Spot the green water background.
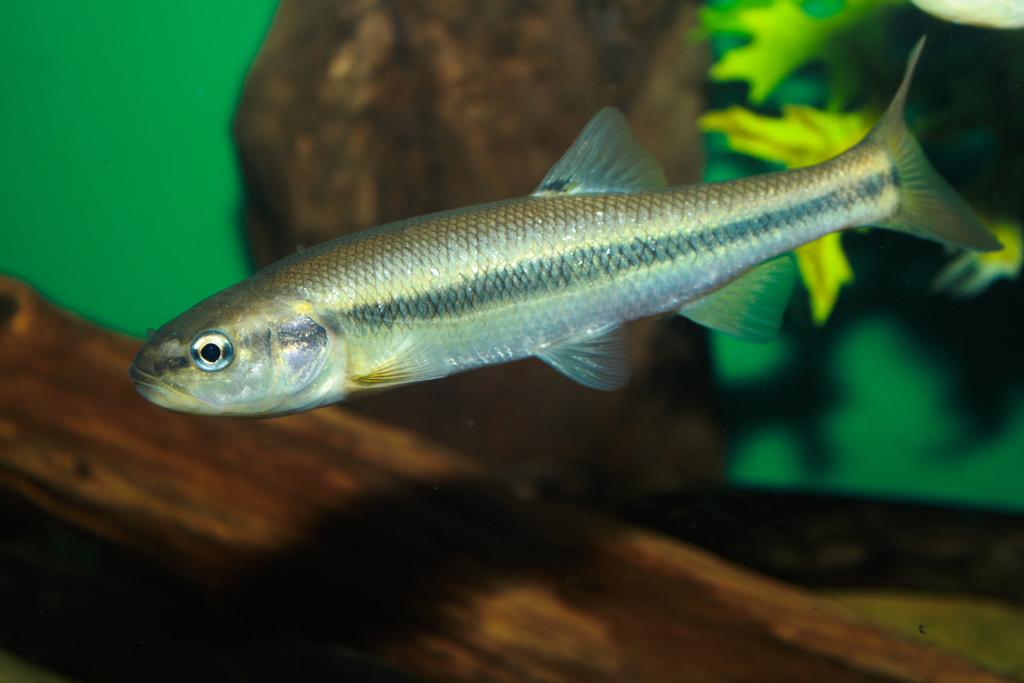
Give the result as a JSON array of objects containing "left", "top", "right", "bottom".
[
  {"left": 2, "top": 1, "right": 1021, "bottom": 513},
  {"left": 0, "top": 0, "right": 276, "bottom": 334}
]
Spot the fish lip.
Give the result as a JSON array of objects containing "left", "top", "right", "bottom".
[
  {"left": 127, "top": 363, "right": 149, "bottom": 385},
  {"left": 128, "top": 363, "right": 214, "bottom": 413},
  {"left": 127, "top": 363, "right": 164, "bottom": 391},
  {"left": 127, "top": 364, "right": 290, "bottom": 417}
]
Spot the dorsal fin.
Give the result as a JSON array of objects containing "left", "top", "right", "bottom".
[
  {"left": 680, "top": 255, "right": 797, "bottom": 343},
  {"left": 532, "top": 107, "right": 668, "bottom": 196}
]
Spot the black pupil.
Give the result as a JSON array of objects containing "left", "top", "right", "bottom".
[{"left": 200, "top": 343, "right": 221, "bottom": 363}]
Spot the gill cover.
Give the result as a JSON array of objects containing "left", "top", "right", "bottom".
[{"left": 276, "top": 314, "right": 329, "bottom": 387}]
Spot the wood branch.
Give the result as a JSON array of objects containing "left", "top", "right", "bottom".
[
  {"left": 623, "top": 488, "right": 1024, "bottom": 606},
  {"left": 0, "top": 275, "right": 1011, "bottom": 683}
]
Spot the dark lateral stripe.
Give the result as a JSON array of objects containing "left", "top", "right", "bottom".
[
  {"left": 348, "top": 235, "right": 684, "bottom": 327},
  {"left": 711, "top": 169, "right": 893, "bottom": 244},
  {"left": 348, "top": 171, "right": 893, "bottom": 327}
]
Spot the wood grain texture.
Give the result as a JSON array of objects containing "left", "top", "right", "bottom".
[{"left": 0, "top": 276, "right": 1011, "bottom": 683}]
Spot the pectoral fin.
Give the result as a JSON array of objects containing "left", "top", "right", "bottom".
[
  {"left": 680, "top": 255, "right": 796, "bottom": 343},
  {"left": 536, "top": 324, "right": 631, "bottom": 391},
  {"left": 349, "top": 337, "right": 452, "bottom": 389}
]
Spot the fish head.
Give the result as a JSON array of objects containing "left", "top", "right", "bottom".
[{"left": 129, "top": 282, "right": 345, "bottom": 416}]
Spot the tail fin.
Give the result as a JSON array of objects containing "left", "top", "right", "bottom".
[{"left": 868, "top": 37, "right": 1002, "bottom": 252}]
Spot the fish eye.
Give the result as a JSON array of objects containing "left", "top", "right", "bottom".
[{"left": 190, "top": 331, "right": 234, "bottom": 372}]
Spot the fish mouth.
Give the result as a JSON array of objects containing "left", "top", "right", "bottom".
[
  {"left": 127, "top": 364, "right": 289, "bottom": 417},
  {"left": 128, "top": 364, "right": 216, "bottom": 414}
]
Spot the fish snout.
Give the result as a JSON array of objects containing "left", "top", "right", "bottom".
[
  {"left": 127, "top": 362, "right": 213, "bottom": 413},
  {"left": 127, "top": 363, "right": 146, "bottom": 385}
]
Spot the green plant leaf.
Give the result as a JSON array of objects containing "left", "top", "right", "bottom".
[
  {"left": 795, "top": 233, "right": 854, "bottom": 324},
  {"left": 701, "top": 0, "right": 904, "bottom": 106},
  {"left": 700, "top": 104, "right": 874, "bottom": 167}
]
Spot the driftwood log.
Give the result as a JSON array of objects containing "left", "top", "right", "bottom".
[
  {"left": 624, "top": 487, "right": 1024, "bottom": 607},
  {"left": 0, "top": 276, "right": 1012, "bottom": 683},
  {"left": 234, "top": 0, "right": 721, "bottom": 502}
]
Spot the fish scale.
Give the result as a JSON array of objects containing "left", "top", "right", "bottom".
[{"left": 257, "top": 145, "right": 894, "bottom": 339}]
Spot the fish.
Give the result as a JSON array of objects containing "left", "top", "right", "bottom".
[
  {"left": 910, "top": 0, "right": 1024, "bottom": 29},
  {"left": 129, "top": 37, "right": 1001, "bottom": 417},
  {"left": 932, "top": 217, "right": 1023, "bottom": 297}
]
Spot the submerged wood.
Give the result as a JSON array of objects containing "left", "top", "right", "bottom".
[
  {"left": 624, "top": 487, "right": 1024, "bottom": 607},
  {"left": 0, "top": 276, "right": 1010, "bottom": 683}
]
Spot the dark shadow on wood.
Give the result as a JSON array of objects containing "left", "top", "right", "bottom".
[{"left": 623, "top": 486, "right": 1024, "bottom": 606}]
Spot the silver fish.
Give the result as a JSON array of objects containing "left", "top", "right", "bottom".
[{"left": 129, "top": 38, "right": 1000, "bottom": 416}]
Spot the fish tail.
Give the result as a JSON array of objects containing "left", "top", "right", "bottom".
[{"left": 868, "top": 37, "right": 1002, "bottom": 252}]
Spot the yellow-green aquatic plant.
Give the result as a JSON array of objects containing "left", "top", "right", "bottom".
[{"left": 700, "top": 0, "right": 905, "bottom": 108}]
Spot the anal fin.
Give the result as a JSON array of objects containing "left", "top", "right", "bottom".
[
  {"left": 536, "top": 324, "right": 631, "bottom": 391},
  {"left": 680, "top": 255, "right": 796, "bottom": 343}
]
